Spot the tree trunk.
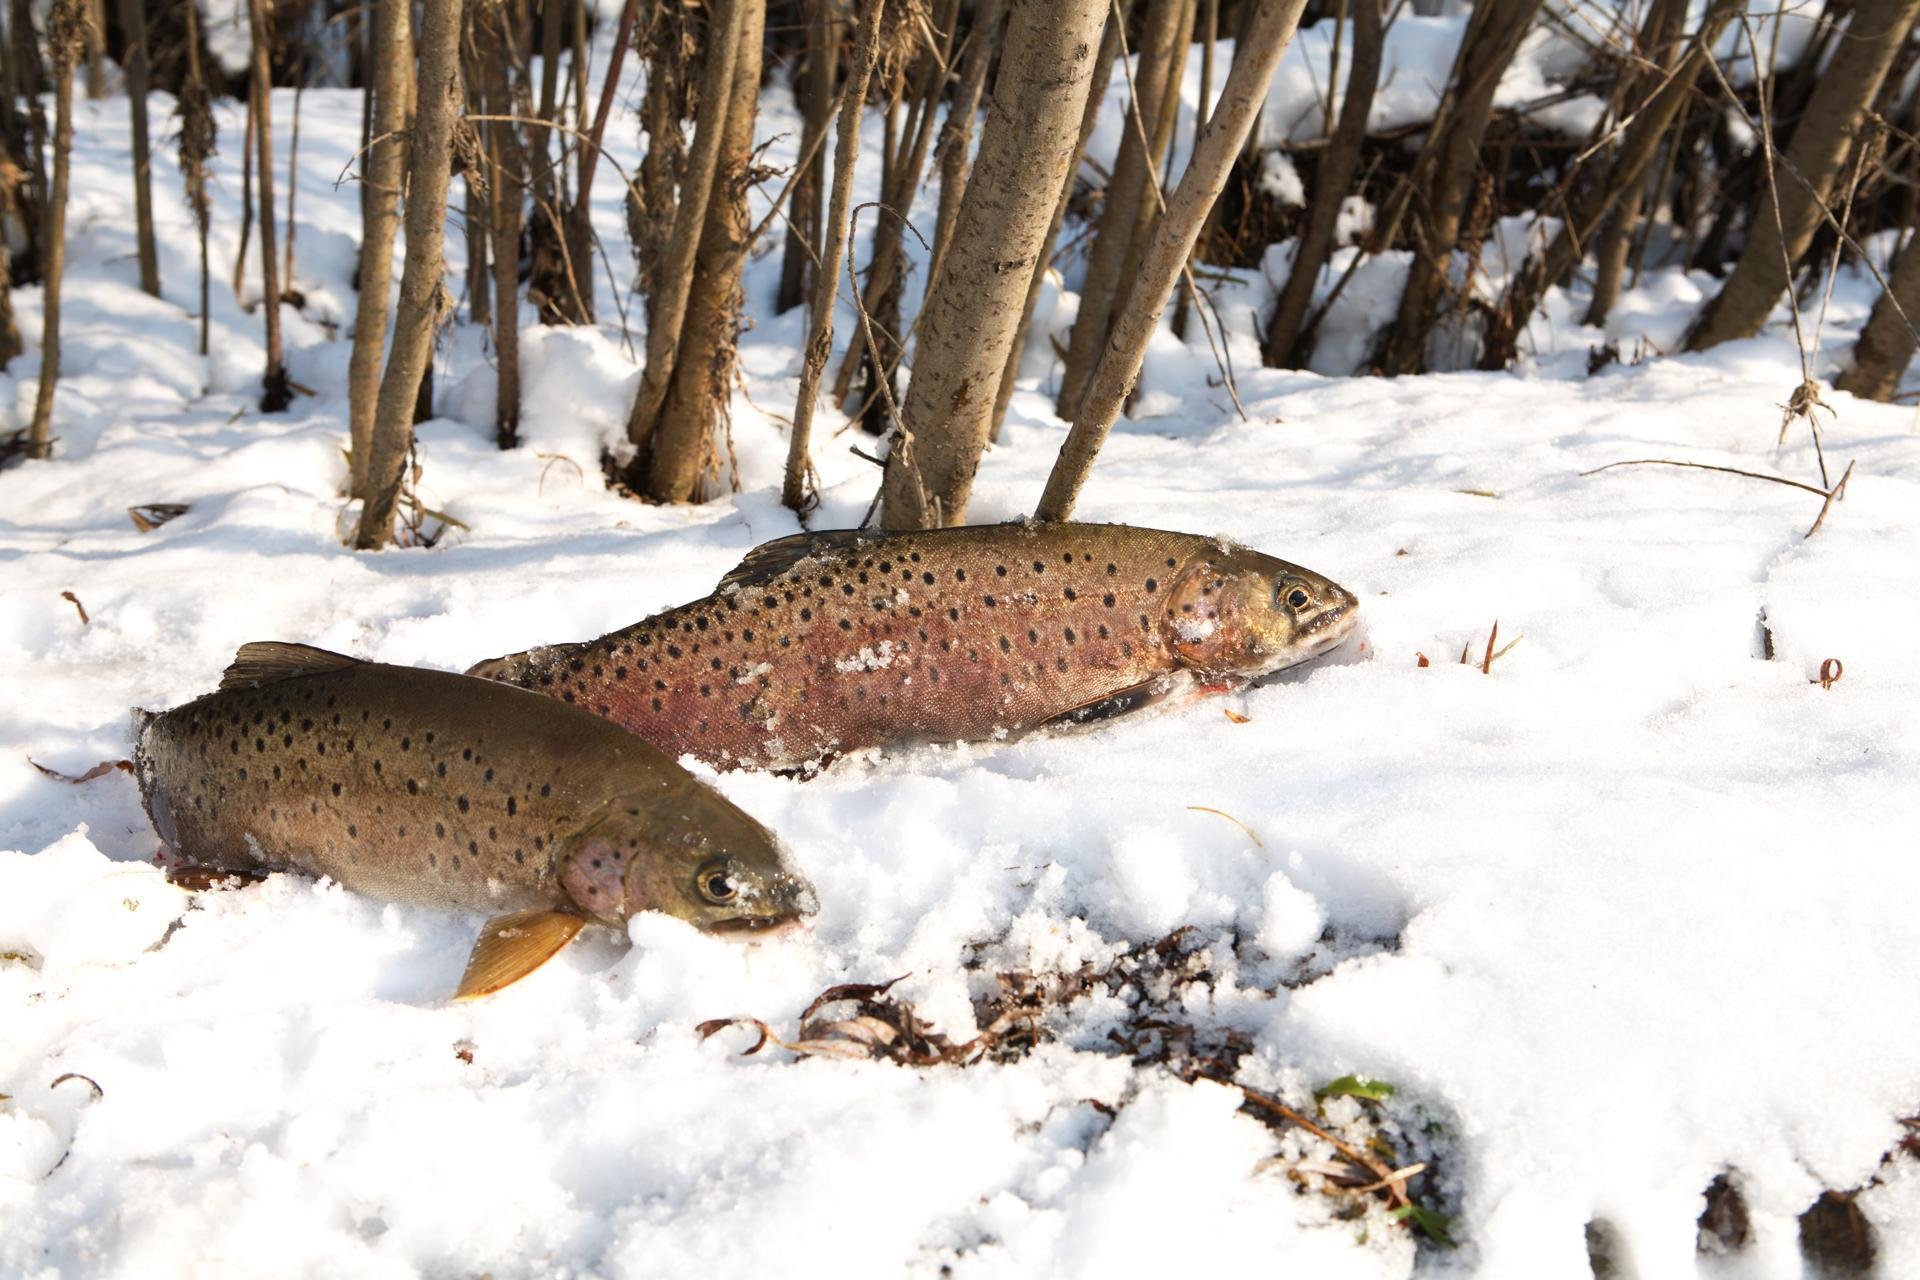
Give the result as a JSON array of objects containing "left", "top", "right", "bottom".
[
  {"left": 783, "top": 0, "right": 884, "bottom": 514},
  {"left": 1036, "top": 0, "right": 1308, "bottom": 521},
  {"left": 638, "top": 0, "right": 765, "bottom": 503},
  {"left": 926, "top": 0, "right": 1007, "bottom": 292},
  {"left": 1481, "top": 0, "right": 1736, "bottom": 367},
  {"left": 81, "top": 0, "right": 105, "bottom": 99},
  {"left": 623, "top": 0, "right": 744, "bottom": 467},
  {"left": 1686, "top": 0, "right": 1920, "bottom": 351},
  {"left": 1054, "top": 0, "right": 1187, "bottom": 420},
  {"left": 1580, "top": 0, "right": 1689, "bottom": 328},
  {"left": 356, "top": 0, "right": 465, "bottom": 549},
  {"left": 989, "top": 4, "right": 1123, "bottom": 444},
  {"left": 478, "top": 0, "right": 523, "bottom": 449},
  {"left": 117, "top": 0, "right": 159, "bottom": 296},
  {"left": 28, "top": 0, "right": 81, "bottom": 461},
  {"left": 246, "top": 0, "right": 291, "bottom": 411},
  {"left": 876, "top": 0, "right": 1111, "bottom": 529},
  {"left": 348, "top": 0, "right": 410, "bottom": 498},
  {"left": 834, "top": 0, "right": 960, "bottom": 425},
  {"left": 1172, "top": 0, "right": 1218, "bottom": 341},
  {"left": 1834, "top": 231, "right": 1920, "bottom": 401},
  {"left": 178, "top": 0, "right": 216, "bottom": 358},
  {"left": 1376, "top": 0, "right": 1541, "bottom": 376},
  {"left": 1263, "top": 0, "right": 1379, "bottom": 367},
  {"left": 777, "top": 0, "right": 836, "bottom": 315},
  {"left": 465, "top": 174, "right": 490, "bottom": 324}
]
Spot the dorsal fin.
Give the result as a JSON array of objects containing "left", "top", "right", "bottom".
[
  {"left": 718, "top": 530, "right": 883, "bottom": 591},
  {"left": 219, "top": 642, "right": 362, "bottom": 690}
]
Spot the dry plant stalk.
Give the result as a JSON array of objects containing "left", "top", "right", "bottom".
[
  {"left": 26, "top": 0, "right": 85, "bottom": 462},
  {"left": 782, "top": 0, "right": 887, "bottom": 515},
  {"left": 878, "top": 0, "right": 1111, "bottom": 529},
  {"left": 177, "top": 0, "right": 217, "bottom": 358},
  {"left": 246, "top": 0, "right": 291, "bottom": 412},
  {"left": 357, "top": 0, "right": 467, "bottom": 549},
  {"left": 348, "top": 0, "right": 412, "bottom": 497},
  {"left": 1035, "top": 0, "right": 1309, "bottom": 522}
]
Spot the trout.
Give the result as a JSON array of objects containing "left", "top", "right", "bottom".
[
  {"left": 470, "top": 522, "right": 1358, "bottom": 771},
  {"left": 135, "top": 643, "right": 816, "bottom": 997}
]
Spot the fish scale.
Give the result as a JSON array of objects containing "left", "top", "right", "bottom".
[
  {"left": 473, "top": 522, "right": 1359, "bottom": 771},
  {"left": 136, "top": 644, "right": 815, "bottom": 996}
]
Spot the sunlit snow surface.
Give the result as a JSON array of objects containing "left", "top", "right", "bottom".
[{"left": 5, "top": 16, "right": 1920, "bottom": 1279}]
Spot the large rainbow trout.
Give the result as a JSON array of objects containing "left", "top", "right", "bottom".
[
  {"left": 470, "top": 522, "right": 1358, "bottom": 771},
  {"left": 135, "top": 643, "right": 816, "bottom": 997}
]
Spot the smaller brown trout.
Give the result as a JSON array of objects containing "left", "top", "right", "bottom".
[
  {"left": 135, "top": 643, "right": 816, "bottom": 997},
  {"left": 470, "top": 522, "right": 1358, "bottom": 771}
]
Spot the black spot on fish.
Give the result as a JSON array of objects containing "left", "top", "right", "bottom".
[
  {"left": 998, "top": 637, "right": 1011, "bottom": 652},
  {"left": 1167, "top": 558, "right": 1178, "bottom": 568},
  {"left": 652, "top": 697, "right": 663, "bottom": 711},
  {"left": 1033, "top": 561, "right": 1045, "bottom": 573},
  {"left": 1098, "top": 624, "right": 1110, "bottom": 639},
  {"left": 842, "top": 584, "right": 855, "bottom": 596},
  {"left": 1104, "top": 594, "right": 1116, "bottom": 607},
  {"left": 347, "top": 824, "right": 358, "bottom": 838},
  {"left": 996, "top": 565, "right": 1008, "bottom": 577},
  {"left": 1064, "top": 588, "right": 1077, "bottom": 601},
  {"left": 839, "top": 619, "right": 853, "bottom": 631},
  {"left": 463, "top": 747, "right": 473, "bottom": 760},
  {"left": 407, "top": 779, "right": 419, "bottom": 795},
  {"left": 563, "top": 691, "right": 576, "bottom": 703},
  {"left": 1063, "top": 553, "right": 1074, "bottom": 563},
  {"left": 1064, "top": 628, "right": 1076, "bottom": 643},
  {"left": 667, "top": 645, "right": 682, "bottom": 658},
  {"left": 955, "top": 568, "right": 967, "bottom": 582},
  {"left": 1055, "top": 658, "right": 1069, "bottom": 672},
  {"left": 436, "top": 822, "right": 446, "bottom": 837},
  {"left": 696, "top": 617, "right": 709, "bottom": 631},
  {"left": 331, "top": 782, "right": 342, "bottom": 796},
  {"left": 983, "top": 596, "right": 997, "bottom": 608},
  {"left": 1145, "top": 578, "right": 1158, "bottom": 592},
  {"left": 507, "top": 797, "right": 518, "bottom": 816},
  {"left": 458, "top": 796, "right": 470, "bottom": 813}
]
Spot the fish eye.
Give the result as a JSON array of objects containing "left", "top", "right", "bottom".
[
  {"left": 1284, "top": 586, "right": 1312, "bottom": 610},
  {"left": 698, "top": 867, "right": 739, "bottom": 903}
]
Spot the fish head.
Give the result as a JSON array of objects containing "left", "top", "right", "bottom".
[
  {"left": 1164, "top": 543, "right": 1359, "bottom": 678},
  {"left": 560, "top": 789, "right": 818, "bottom": 935}
]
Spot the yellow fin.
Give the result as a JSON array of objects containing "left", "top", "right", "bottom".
[{"left": 453, "top": 910, "right": 588, "bottom": 1000}]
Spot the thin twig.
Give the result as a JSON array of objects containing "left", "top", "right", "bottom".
[
  {"left": 1580, "top": 457, "right": 1832, "bottom": 497},
  {"left": 1805, "top": 459, "right": 1854, "bottom": 537}
]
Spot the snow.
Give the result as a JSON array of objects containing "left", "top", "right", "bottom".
[{"left": 5, "top": 7, "right": 1920, "bottom": 1278}]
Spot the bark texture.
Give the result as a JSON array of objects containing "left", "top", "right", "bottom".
[
  {"left": 477, "top": 0, "right": 523, "bottom": 449},
  {"left": 356, "top": 0, "right": 465, "bottom": 549},
  {"left": 989, "top": 5, "right": 1123, "bottom": 443},
  {"left": 1035, "top": 0, "right": 1308, "bottom": 521},
  {"left": 1834, "top": 233, "right": 1920, "bottom": 401},
  {"left": 27, "top": 0, "right": 83, "bottom": 461},
  {"left": 1263, "top": 0, "right": 1379, "bottom": 368},
  {"left": 1054, "top": 0, "right": 1187, "bottom": 420},
  {"left": 348, "top": 0, "right": 411, "bottom": 498},
  {"left": 639, "top": 0, "right": 765, "bottom": 503},
  {"left": 117, "top": 0, "right": 159, "bottom": 296},
  {"left": 777, "top": 0, "right": 836, "bottom": 315},
  {"left": 246, "top": 0, "right": 291, "bottom": 411},
  {"left": 1686, "top": 0, "right": 1920, "bottom": 351},
  {"left": 877, "top": 0, "right": 1110, "bottom": 530},
  {"left": 624, "top": 0, "right": 744, "bottom": 467},
  {"left": 782, "top": 0, "right": 884, "bottom": 514}
]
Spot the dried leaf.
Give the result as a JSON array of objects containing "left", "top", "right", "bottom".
[
  {"left": 28, "top": 758, "right": 133, "bottom": 785},
  {"left": 60, "top": 591, "right": 89, "bottom": 624},
  {"left": 128, "top": 503, "right": 190, "bottom": 532}
]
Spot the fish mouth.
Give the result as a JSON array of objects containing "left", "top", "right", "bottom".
[
  {"left": 707, "top": 914, "right": 811, "bottom": 941},
  {"left": 1299, "top": 594, "right": 1360, "bottom": 656}
]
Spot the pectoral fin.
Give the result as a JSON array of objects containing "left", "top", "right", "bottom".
[
  {"left": 1043, "top": 677, "right": 1173, "bottom": 728},
  {"left": 454, "top": 910, "right": 588, "bottom": 1000}
]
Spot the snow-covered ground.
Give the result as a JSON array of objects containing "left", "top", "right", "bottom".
[{"left": 5, "top": 11, "right": 1920, "bottom": 1278}]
